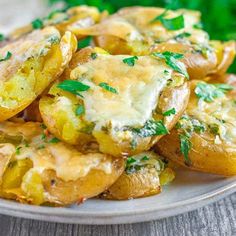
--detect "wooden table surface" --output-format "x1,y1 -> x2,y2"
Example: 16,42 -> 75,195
0,192 -> 235,236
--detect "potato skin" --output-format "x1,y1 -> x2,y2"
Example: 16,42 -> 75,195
0,122 -> 125,206
156,129 -> 236,176
101,167 -> 161,200
100,152 -> 175,200
156,79 -> 236,176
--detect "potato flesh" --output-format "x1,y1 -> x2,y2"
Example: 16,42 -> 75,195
0,122 -> 125,205
0,27 -> 77,122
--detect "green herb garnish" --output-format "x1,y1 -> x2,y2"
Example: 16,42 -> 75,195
91,52 -> 98,60
78,36 -> 92,49
151,10 -> 185,31
174,32 -> 191,39
195,82 -> 233,102
163,108 -> 176,116
179,134 -> 192,166
57,80 -> 90,98
99,82 -> 118,94
152,51 -> 189,79
0,51 -> 12,62
193,22 -> 203,30
122,56 -> 138,67
48,137 -> 60,143
40,124 -> 47,130
32,19 -> 44,29
133,120 -> 169,138
75,105 -> 85,116
0,34 -> 5,41
15,146 -> 22,155
41,133 -> 46,141
208,123 -> 220,135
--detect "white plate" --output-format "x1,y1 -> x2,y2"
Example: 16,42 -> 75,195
0,167 -> 235,225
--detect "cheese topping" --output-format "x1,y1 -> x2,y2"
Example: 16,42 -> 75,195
0,27 -> 60,82
0,122 -> 113,182
187,89 -> 236,145
71,54 -> 172,130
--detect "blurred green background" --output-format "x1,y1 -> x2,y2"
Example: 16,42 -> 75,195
49,0 -> 236,72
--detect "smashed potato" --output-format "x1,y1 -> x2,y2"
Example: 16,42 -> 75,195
100,151 -> 175,200
0,27 -> 77,122
9,6 -> 101,41
40,47 -> 190,156
75,7 -> 235,80
0,122 -> 124,205
156,80 -> 236,176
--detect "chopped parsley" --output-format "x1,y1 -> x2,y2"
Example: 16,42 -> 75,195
75,105 -> 85,116
179,134 -> 192,166
78,36 -> 92,49
151,10 -> 185,31
193,22 -> 203,30
130,139 -> 137,150
122,56 -> 138,67
99,82 -> 118,94
133,120 -> 169,138
174,32 -> 191,40
32,18 -> 44,29
41,133 -> 46,141
48,137 -> 60,143
37,145 -> 45,150
91,52 -> 97,60
126,156 -> 150,174
0,34 -> 5,41
195,82 -> 233,102
0,51 -> 12,62
57,80 -> 90,98
15,146 -> 22,155
208,123 -> 220,135
40,124 -> 47,130
152,51 -> 189,79
163,108 -> 176,116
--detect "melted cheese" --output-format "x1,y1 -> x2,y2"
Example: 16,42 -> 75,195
187,89 -> 236,145
0,27 -> 60,83
71,54 -> 172,130
0,122 -> 113,182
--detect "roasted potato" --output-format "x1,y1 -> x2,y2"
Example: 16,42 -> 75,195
0,122 -> 124,205
100,151 -> 175,200
156,80 -> 236,176
39,47 -> 190,157
75,7 -> 235,80
0,27 -> 77,122
9,6 -> 101,41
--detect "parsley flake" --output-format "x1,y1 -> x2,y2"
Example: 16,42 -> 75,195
32,19 -> 44,29
123,56 -> 138,67
195,82 -> 233,102
99,82 -> 118,94
133,120 -> 169,138
152,51 -> 189,79
151,10 -> 185,31
57,80 -> 90,98
0,34 -> 5,42
15,146 -> 22,155
91,52 -> 97,60
179,134 -> 192,166
174,32 -> 191,40
163,108 -> 176,116
0,51 -> 12,62
75,105 -> 85,116
48,137 -> 60,143
78,36 -> 92,49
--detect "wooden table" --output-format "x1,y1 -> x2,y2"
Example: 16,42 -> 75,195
0,193 -> 235,236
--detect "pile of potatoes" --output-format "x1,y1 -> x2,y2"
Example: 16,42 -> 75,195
0,6 -> 235,206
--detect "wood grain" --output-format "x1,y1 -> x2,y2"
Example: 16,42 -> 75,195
0,193 -> 235,236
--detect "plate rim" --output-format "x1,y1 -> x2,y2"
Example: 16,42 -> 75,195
0,178 -> 235,224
